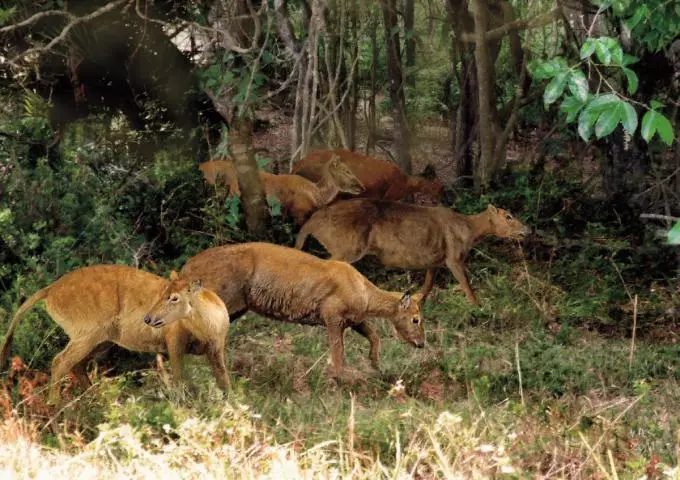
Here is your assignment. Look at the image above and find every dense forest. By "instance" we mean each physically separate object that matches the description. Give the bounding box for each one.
[0,0,679,477]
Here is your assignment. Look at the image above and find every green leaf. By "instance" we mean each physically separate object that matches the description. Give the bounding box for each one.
[585,93,620,113]
[655,113,675,145]
[532,61,559,80]
[625,5,647,30]
[560,96,585,123]
[543,72,568,106]
[667,221,680,245]
[578,108,599,141]
[622,54,638,66]
[621,67,638,95]
[580,39,597,59]
[620,102,638,134]
[641,110,657,142]
[650,100,664,110]
[595,102,622,138]
[595,40,612,65]
[568,70,589,103]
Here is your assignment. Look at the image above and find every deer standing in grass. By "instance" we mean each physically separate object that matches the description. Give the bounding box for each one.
[295,200,531,306]
[180,242,427,379]
[199,154,364,225]
[0,265,230,405]
[292,149,445,204]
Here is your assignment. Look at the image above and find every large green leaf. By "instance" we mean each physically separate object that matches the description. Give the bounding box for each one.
[620,102,638,134]
[621,67,638,95]
[595,103,622,138]
[543,72,568,106]
[578,108,598,141]
[641,110,657,143]
[595,40,612,64]
[567,70,589,103]
[655,113,675,145]
[580,39,596,59]
[585,93,620,113]
[560,96,585,123]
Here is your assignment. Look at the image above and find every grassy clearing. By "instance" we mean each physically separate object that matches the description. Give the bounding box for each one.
[1,249,679,478]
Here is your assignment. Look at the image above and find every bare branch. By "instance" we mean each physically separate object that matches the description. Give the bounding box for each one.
[461,7,561,43]
[6,0,130,66]
[0,10,75,34]
[274,0,302,58]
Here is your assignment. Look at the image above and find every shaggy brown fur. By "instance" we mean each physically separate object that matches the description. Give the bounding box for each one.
[180,242,427,378]
[292,149,444,204]
[0,266,230,405]
[199,155,364,225]
[295,200,531,306]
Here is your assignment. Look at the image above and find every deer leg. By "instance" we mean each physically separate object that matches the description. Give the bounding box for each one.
[71,342,113,390]
[326,323,346,380]
[351,321,381,371]
[446,257,480,306]
[165,331,189,386]
[206,339,230,391]
[49,335,104,405]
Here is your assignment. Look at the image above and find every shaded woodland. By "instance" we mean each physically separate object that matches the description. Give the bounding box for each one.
[0,0,679,477]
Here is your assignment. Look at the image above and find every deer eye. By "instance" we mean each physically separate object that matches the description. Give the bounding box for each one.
[169,294,180,303]
[505,214,513,221]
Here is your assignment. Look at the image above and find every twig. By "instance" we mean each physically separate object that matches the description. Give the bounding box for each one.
[515,340,525,406]
[639,213,680,222]
[628,294,638,369]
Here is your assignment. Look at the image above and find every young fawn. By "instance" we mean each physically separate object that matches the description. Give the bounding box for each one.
[0,266,230,405]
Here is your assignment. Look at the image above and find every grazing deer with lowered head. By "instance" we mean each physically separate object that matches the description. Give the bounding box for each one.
[0,266,230,405]
[292,149,444,205]
[295,200,531,306]
[199,154,364,225]
[180,242,427,379]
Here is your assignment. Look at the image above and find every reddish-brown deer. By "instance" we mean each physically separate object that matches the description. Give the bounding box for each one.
[295,199,531,305]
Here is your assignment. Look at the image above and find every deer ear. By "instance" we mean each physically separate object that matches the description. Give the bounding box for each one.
[399,293,412,309]
[189,279,203,294]
[487,204,498,214]
[329,154,341,167]
[169,270,179,281]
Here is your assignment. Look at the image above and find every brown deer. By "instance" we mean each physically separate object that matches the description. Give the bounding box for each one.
[295,200,531,306]
[199,155,365,225]
[292,149,444,205]
[0,265,230,405]
[180,242,427,379]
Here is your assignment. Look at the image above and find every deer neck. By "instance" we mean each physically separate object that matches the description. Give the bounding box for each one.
[365,285,401,318]
[185,291,227,342]
[314,172,340,206]
[465,211,494,247]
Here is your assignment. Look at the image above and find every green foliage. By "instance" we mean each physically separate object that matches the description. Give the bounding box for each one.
[530,25,676,145]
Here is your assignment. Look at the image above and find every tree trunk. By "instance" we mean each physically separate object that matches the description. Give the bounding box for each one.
[367,12,378,154]
[381,0,412,174]
[404,0,416,87]
[469,0,494,189]
[230,118,269,236]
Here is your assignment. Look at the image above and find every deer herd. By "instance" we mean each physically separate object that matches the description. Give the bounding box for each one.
[0,149,530,405]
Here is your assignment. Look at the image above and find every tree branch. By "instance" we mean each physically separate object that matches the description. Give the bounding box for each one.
[461,7,561,43]
[6,0,131,66]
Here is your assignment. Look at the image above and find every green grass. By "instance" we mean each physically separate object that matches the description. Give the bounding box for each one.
[2,250,680,478]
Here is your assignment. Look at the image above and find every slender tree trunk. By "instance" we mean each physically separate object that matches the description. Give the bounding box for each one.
[469,0,494,189]
[367,12,378,154]
[230,118,269,236]
[347,0,359,149]
[404,0,416,87]
[381,0,412,173]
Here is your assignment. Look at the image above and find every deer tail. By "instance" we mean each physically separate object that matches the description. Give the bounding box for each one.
[0,287,50,372]
[294,218,316,250]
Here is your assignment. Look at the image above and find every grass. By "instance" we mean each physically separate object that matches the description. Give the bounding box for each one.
[2,248,680,478]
